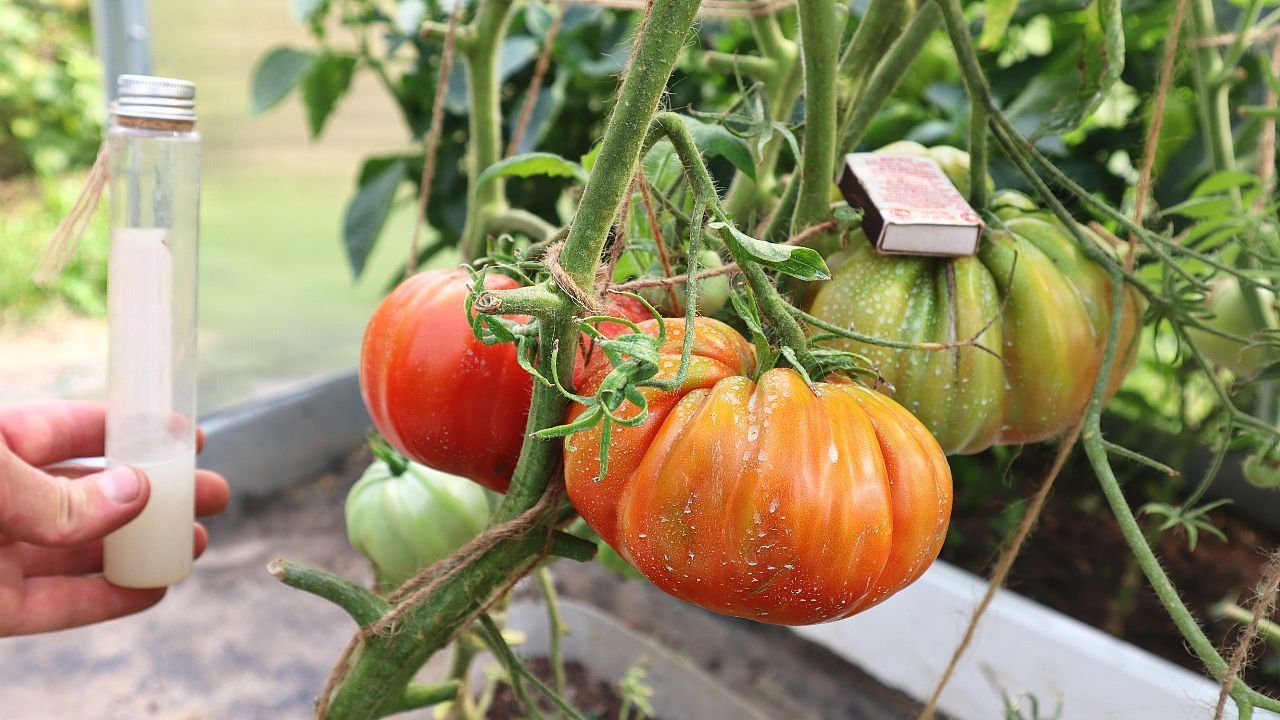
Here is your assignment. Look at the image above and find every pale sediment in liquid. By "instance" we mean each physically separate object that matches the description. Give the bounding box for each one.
[103,453,195,588]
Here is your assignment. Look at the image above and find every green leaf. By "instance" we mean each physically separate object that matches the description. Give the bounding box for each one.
[250,47,315,115]
[978,0,1019,50]
[1038,0,1124,136]
[1162,196,1235,221]
[290,0,328,23]
[682,115,756,182]
[475,152,588,191]
[498,36,540,84]
[300,53,358,138]
[711,220,830,281]
[1194,170,1261,197]
[344,159,407,279]
[642,141,681,189]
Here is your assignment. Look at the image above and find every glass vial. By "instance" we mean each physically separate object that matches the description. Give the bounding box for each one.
[102,75,201,588]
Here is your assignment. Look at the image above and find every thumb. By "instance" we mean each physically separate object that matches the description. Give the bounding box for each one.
[0,451,149,547]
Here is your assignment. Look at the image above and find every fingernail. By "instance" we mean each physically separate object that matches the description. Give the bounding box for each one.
[97,466,143,504]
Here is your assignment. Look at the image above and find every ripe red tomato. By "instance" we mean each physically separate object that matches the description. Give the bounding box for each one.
[564,317,953,625]
[360,269,651,493]
[361,269,532,493]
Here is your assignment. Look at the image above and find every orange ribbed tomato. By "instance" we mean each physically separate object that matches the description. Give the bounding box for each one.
[564,317,953,625]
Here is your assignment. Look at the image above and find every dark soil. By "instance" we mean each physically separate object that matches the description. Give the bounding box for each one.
[941,444,1280,696]
[487,658,662,720]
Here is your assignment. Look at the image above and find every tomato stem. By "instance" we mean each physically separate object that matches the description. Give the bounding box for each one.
[472,283,566,318]
[722,13,802,223]
[267,558,388,628]
[456,0,518,262]
[934,0,988,209]
[838,3,943,154]
[790,0,840,235]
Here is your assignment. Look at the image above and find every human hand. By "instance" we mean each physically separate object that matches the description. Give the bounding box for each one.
[0,401,231,636]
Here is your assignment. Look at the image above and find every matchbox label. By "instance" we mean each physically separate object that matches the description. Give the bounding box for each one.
[838,154,983,257]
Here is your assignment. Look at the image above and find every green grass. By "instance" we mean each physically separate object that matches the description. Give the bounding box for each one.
[145,0,445,411]
[0,173,109,323]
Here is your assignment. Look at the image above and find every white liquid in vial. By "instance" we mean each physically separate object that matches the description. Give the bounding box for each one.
[102,227,195,588]
[103,453,195,588]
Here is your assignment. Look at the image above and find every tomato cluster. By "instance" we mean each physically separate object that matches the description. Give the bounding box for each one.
[354,142,1138,626]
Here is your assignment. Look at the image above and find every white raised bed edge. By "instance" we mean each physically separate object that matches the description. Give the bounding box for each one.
[792,559,1276,720]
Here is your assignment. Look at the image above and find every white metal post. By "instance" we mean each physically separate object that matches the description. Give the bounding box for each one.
[90,0,152,105]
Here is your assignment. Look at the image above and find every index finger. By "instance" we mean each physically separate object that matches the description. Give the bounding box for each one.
[0,402,107,468]
[0,403,208,465]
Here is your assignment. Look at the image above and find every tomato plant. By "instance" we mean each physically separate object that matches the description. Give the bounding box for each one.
[563,317,952,625]
[345,452,493,589]
[806,148,1144,455]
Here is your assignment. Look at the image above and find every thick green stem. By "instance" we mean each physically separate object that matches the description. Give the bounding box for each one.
[558,0,704,290]
[486,208,558,243]
[460,0,517,261]
[321,529,559,719]
[537,568,568,697]
[393,682,462,713]
[791,0,841,233]
[936,0,988,208]
[1188,0,1237,179]
[473,282,567,317]
[835,0,907,132]
[496,316,573,521]
[648,112,813,362]
[723,14,802,222]
[838,3,943,153]
[268,559,388,628]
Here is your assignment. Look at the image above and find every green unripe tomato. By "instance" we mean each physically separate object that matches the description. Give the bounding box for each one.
[1185,278,1278,377]
[639,250,731,316]
[1244,453,1280,490]
[991,190,1039,219]
[345,460,493,589]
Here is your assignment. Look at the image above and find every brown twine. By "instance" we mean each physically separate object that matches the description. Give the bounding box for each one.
[918,416,1084,720]
[612,218,838,291]
[637,173,680,308]
[314,480,566,719]
[1131,0,1187,268]
[567,0,795,17]
[408,3,464,280]
[544,241,608,314]
[507,4,565,158]
[1214,550,1280,720]
[33,144,110,286]
[1189,25,1280,48]
[1256,40,1279,215]
[314,635,362,719]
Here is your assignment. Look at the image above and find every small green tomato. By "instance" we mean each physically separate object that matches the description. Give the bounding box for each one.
[345,459,494,590]
[1243,453,1280,490]
[1185,278,1278,377]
